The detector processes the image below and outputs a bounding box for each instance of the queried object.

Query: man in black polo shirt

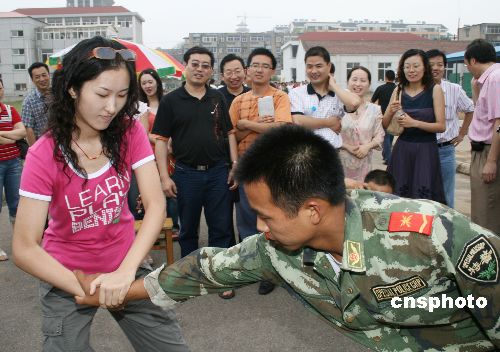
[152,46,238,259]
[371,70,397,164]
[218,54,251,107]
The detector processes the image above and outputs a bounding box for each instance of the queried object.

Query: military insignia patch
[346,240,363,269]
[388,212,434,236]
[371,276,428,302]
[457,235,498,283]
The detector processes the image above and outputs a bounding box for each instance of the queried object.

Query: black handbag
[16,139,29,159]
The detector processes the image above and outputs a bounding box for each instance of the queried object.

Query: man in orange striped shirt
[229,48,292,295]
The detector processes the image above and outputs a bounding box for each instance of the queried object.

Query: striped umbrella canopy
[113,38,175,77]
[154,50,185,79]
[47,44,77,70]
[47,38,176,78]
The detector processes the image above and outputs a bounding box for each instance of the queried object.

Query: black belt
[470,141,490,152]
[178,161,216,171]
[437,140,453,148]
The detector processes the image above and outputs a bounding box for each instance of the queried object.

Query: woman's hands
[396,113,419,129]
[343,143,371,159]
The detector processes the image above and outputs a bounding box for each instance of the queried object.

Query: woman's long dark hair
[48,36,139,179]
[138,68,163,104]
[396,49,434,97]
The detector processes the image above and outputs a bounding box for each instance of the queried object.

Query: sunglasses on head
[89,47,136,62]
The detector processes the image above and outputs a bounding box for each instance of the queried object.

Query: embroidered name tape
[371,275,428,302]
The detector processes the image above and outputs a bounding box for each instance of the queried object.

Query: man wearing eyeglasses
[22,62,51,146]
[229,47,292,295]
[152,46,238,263]
[218,54,250,107]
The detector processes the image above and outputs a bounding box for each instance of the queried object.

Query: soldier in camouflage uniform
[76,125,499,351]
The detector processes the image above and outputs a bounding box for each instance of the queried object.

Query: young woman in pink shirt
[12,36,188,351]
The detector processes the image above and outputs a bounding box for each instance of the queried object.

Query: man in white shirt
[289,46,360,149]
[426,49,474,208]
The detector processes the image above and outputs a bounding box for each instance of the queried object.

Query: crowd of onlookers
[1,38,499,261]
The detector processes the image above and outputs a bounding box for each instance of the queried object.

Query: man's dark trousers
[173,161,234,257]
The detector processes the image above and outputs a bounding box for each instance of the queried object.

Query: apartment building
[459,23,500,46]
[289,19,450,40]
[281,32,468,87]
[183,30,292,80]
[0,6,143,100]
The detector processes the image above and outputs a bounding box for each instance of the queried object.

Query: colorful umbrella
[47,38,176,78]
[47,44,77,70]
[113,38,175,77]
[154,50,185,79]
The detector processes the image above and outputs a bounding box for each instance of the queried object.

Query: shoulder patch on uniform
[371,275,428,302]
[388,212,434,236]
[457,235,498,283]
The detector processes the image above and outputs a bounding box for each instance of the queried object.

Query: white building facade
[0,6,143,100]
[281,32,469,90]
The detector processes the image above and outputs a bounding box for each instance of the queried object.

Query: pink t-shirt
[19,120,154,273]
[468,63,500,143]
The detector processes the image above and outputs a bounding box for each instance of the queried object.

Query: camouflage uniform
[145,190,500,351]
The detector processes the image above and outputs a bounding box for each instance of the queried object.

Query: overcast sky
[2,0,498,48]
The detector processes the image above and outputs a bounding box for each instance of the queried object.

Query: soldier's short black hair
[235,125,345,217]
[364,169,396,193]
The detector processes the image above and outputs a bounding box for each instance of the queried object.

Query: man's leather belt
[437,140,453,148]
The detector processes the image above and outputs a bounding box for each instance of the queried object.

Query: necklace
[72,140,103,160]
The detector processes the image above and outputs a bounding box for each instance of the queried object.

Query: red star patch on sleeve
[388,212,434,236]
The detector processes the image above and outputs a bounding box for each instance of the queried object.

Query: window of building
[82,17,98,25]
[117,16,132,28]
[12,49,25,55]
[46,17,63,26]
[41,49,53,63]
[100,16,115,25]
[13,64,26,70]
[250,36,264,41]
[377,62,392,81]
[65,17,81,26]
[291,45,298,58]
[346,62,360,77]
[226,36,241,41]
[15,83,27,91]
[486,25,500,34]
[202,36,217,43]
[242,37,247,42]
[11,30,24,37]
[226,47,241,53]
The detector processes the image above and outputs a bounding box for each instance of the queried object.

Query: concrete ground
[0,142,472,352]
